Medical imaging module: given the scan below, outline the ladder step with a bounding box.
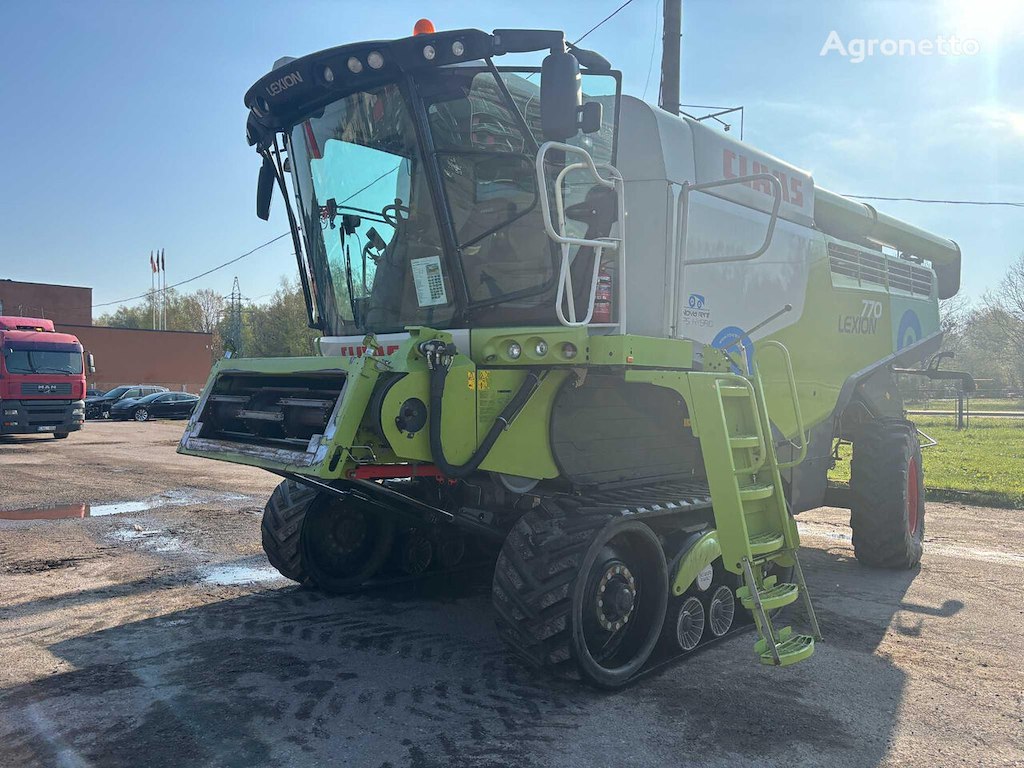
[755,630,815,666]
[738,482,775,501]
[739,581,800,611]
[718,385,751,398]
[729,434,761,449]
[748,531,785,555]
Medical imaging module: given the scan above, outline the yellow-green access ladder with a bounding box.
[688,341,821,666]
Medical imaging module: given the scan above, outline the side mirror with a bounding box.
[86,353,96,374]
[541,50,582,141]
[579,101,603,134]
[256,156,276,221]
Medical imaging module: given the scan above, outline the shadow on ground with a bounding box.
[0,547,942,768]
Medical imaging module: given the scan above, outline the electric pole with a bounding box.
[660,0,681,115]
[226,277,243,357]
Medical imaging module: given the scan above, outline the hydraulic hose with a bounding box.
[422,341,542,479]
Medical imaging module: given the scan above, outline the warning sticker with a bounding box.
[411,256,448,307]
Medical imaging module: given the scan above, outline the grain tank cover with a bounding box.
[689,118,815,227]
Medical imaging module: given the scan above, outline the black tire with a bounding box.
[54,432,69,440]
[493,501,668,689]
[261,479,318,584]
[299,493,396,593]
[850,419,925,569]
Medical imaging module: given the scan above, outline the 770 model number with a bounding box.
[838,300,883,335]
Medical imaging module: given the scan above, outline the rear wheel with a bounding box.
[850,419,925,569]
[493,502,668,689]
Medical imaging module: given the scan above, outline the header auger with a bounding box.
[180,22,962,687]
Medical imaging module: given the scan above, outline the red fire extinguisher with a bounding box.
[592,262,614,323]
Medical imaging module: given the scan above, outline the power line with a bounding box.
[572,0,638,45]
[843,195,1024,208]
[92,232,290,308]
[642,0,661,102]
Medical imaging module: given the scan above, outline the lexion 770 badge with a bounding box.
[838,300,883,335]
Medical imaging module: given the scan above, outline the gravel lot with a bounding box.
[1,422,1021,767]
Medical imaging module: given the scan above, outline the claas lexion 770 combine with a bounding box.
[179,21,966,687]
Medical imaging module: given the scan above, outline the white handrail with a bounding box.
[535,141,626,328]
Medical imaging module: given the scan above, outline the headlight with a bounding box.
[561,342,578,360]
[347,57,363,74]
[534,340,548,357]
[423,44,436,60]
[367,51,384,69]
[507,341,522,360]
[452,41,465,56]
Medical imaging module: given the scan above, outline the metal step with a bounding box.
[718,385,751,398]
[738,482,775,502]
[739,581,800,611]
[755,627,815,666]
[729,434,761,448]
[748,531,784,556]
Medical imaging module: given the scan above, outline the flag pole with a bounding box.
[150,251,156,330]
[161,248,166,330]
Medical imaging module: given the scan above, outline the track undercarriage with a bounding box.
[263,473,770,688]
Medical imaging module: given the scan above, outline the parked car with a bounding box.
[85,385,169,419]
[110,391,199,422]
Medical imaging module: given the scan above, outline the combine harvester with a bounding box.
[180,22,964,687]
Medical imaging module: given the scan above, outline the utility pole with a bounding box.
[660,0,681,115]
[226,277,243,357]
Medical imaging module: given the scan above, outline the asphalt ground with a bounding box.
[1,421,1021,767]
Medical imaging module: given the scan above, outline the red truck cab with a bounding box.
[0,316,91,438]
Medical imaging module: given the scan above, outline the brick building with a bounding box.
[0,279,214,393]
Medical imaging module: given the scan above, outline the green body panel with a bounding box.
[757,242,940,438]
[670,531,722,597]
[475,369,567,478]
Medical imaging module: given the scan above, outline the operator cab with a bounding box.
[246,25,620,337]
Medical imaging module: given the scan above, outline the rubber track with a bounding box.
[492,488,741,685]
[261,479,317,584]
[492,498,613,680]
[849,418,924,569]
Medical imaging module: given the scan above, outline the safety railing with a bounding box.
[535,141,625,328]
[672,173,783,339]
[754,340,808,470]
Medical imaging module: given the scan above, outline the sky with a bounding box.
[1,0,1021,317]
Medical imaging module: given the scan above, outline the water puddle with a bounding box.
[109,527,187,553]
[0,489,256,521]
[202,564,287,586]
[0,504,90,521]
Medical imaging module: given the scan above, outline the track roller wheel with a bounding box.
[707,584,736,637]
[396,530,434,576]
[674,596,706,651]
[300,493,395,593]
[437,535,467,569]
[493,502,668,689]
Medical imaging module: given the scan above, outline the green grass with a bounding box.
[909,398,1024,412]
[828,416,1024,508]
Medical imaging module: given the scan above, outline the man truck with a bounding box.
[1,316,91,439]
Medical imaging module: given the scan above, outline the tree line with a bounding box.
[95,278,318,359]
[936,252,1024,393]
